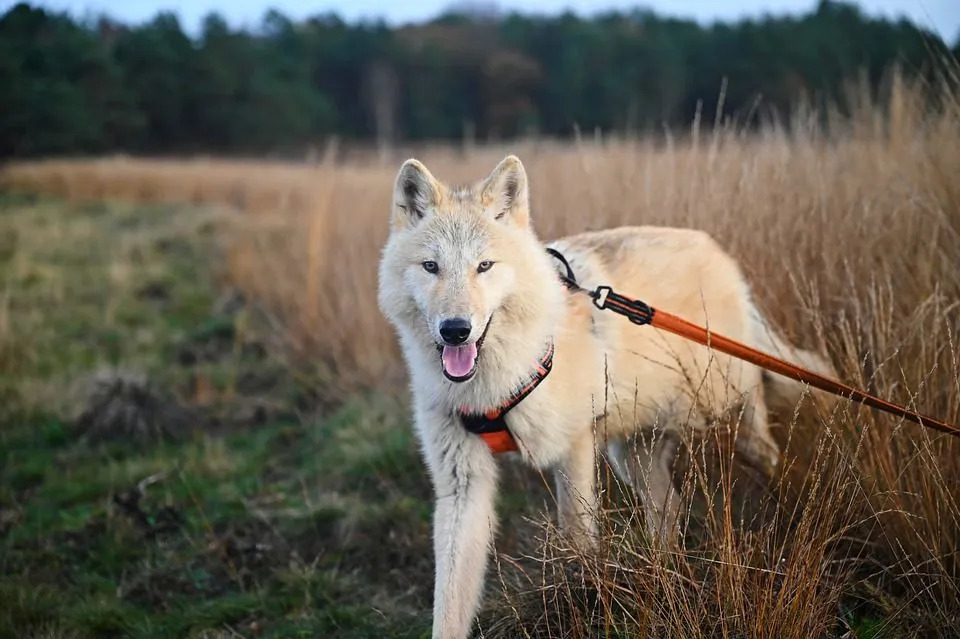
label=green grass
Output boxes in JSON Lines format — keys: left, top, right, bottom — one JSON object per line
{"left": 0, "top": 193, "right": 943, "bottom": 638}
{"left": 0, "top": 195, "right": 441, "bottom": 638}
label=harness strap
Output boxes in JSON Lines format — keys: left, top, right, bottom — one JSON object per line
{"left": 545, "top": 247, "right": 581, "bottom": 292}
{"left": 458, "top": 341, "right": 554, "bottom": 453}
{"left": 456, "top": 249, "right": 578, "bottom": 453}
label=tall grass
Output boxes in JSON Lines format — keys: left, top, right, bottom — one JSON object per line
{"left": 3, "top": 72, "right": 959, "bottom": 634}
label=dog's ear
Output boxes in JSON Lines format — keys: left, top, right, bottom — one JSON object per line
{"left": 392, "top": 159, "right": 442, "bottom": 230}
{"left": 480, "top": 155, "right": 529, "bottom": 227}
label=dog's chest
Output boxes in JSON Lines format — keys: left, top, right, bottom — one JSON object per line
{"left": 495, "top": 378, "right": 603, "bottom": 468}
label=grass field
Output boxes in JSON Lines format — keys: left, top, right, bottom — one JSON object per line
{"left": 2, "top": 76, "right": 960, "bottom": 637}
{"left": 0, "top": 195, "right": 444, "bottom": 636}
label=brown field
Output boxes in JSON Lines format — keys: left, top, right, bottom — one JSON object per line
{"left": 3, "top": 75, "right": 960, "bottom": 636}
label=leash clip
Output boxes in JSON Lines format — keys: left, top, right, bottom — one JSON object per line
{"left": 593, "top": 285, "right": 611, "bottom": 310}
{"left": 593, "top": 285, "right": 654, "bottom": 325}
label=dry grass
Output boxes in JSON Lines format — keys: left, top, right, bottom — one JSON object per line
{"left": 3, "top": 72, "right": 960, "bottom": 635}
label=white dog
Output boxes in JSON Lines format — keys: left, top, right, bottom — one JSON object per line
{"left": 377, "top": 155, "right": 834, "bottom": 638}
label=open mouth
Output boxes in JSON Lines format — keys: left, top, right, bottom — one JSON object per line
{"left": 437, "top": 318, "right": 491, "bottom": 383}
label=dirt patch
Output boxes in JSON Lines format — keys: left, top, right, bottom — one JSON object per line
{"left": 75, "top": 370, "right": 198, "bottom": 444}
{"left": 134, "top": 280, "right": 171, "bottom": 303}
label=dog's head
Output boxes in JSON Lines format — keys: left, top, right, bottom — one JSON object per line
{"left": 377, "top": 155, "right": 555, "bottom": 384}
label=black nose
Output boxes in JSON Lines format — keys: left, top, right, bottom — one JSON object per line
{"left": 439, "top": 318, "right": 471, "bottom": 345}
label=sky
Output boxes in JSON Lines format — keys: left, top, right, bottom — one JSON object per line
{"left": 5, "top": 0, "right": 959, "bottom": 44}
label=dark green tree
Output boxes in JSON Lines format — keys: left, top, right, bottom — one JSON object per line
{"left": 0, "top": 3, "right": 142, "bottom": 157}
{"left": 0, "top": 0, "right": 956, "bottom": 157}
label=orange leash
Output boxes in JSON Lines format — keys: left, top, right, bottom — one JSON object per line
{"left": 465, "top": 248, "right": 959, "bottom": 455}
{"left": 591, "top": 284, "right": 960, "bottom": 439}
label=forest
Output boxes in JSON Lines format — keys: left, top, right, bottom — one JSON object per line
{"left": 1, "top": 0, "right": 957, "bottom": 158}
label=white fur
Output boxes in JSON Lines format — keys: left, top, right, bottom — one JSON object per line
{"left": 377, "top": 155, "right": 835, "bottom": 638}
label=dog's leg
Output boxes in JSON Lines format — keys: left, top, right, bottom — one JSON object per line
{"left": 422, "top": 426, "right": 499, "bottom": 639}
{"left": 554, "top": 426, "right": 598, "bottom": 549}
{"left": 734, "top": 386, "right": 780, "bottom": 476}
{"left": 607, "top": 428, "right": 681, "bottom": 543}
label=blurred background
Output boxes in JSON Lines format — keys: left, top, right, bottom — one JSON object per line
{"left": 0, "top": 0, "right": 957, "bottom": 158}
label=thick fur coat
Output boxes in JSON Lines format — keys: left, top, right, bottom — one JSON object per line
{"left": 376, "top": 155, "right": 834, "bottom": 639}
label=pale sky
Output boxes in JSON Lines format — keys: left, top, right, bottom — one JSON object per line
{"left": 5, "top": 0, "right": 958, "bottom": 44}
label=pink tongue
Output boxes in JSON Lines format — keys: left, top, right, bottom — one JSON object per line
{"left": 442, "top": 343, "right": 478, "bottom": 378}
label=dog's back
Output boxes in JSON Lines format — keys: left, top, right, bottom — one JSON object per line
{"left": 549, "top": 226, "right": 766, "bottom": 435}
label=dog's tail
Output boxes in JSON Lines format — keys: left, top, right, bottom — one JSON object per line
{"left": 750, "top": 305, "right": 837, "bottom": 413}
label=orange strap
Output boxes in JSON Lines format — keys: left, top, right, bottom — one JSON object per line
{"left": 479, "top": 430, "right": 519, "bottom": 454}
{"left": 459, "top": 342, "right": 554, "bottom": 454}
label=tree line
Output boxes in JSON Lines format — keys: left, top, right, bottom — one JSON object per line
{"left": 0, "top": 0, "right": 957, "bottom": 158}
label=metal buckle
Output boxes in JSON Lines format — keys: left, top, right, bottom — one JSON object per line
{"left": 592, "top": 286, "right": 611, "bottom": 310}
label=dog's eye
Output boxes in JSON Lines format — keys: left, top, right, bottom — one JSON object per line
{"left": 422, "top": 260, "right": 439, "bottom": 274}
{"left": 477, "top": 260, "right": 494, "bottom": 273}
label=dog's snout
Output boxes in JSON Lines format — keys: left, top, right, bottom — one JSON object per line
{"left": 439, "top": 318, "right": 471, "bottom": 345}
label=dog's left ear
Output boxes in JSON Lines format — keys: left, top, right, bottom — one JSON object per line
{"left": 480, "top": 155, "right": 529, "bottom": 227}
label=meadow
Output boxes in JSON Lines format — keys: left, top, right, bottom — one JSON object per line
{"left": 2, "top": 75, "right": 959, "bottom": 637}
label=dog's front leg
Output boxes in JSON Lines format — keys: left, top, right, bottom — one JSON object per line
{"left": 554, "top": 425, "right": 598, "bottom": 549}
{"left": 425, "top": 430, "right": 499, "bottom": 639}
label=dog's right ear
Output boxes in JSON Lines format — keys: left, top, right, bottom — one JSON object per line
{"left": 392, "top": 159, "right": 442, "bottom": 231}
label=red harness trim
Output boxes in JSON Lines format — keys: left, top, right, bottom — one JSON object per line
{"left": 478, "top": 430, "right": 520, "bottom": 454}
{"left": 458, "top": 341, "right": 554, "bottom": 454}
